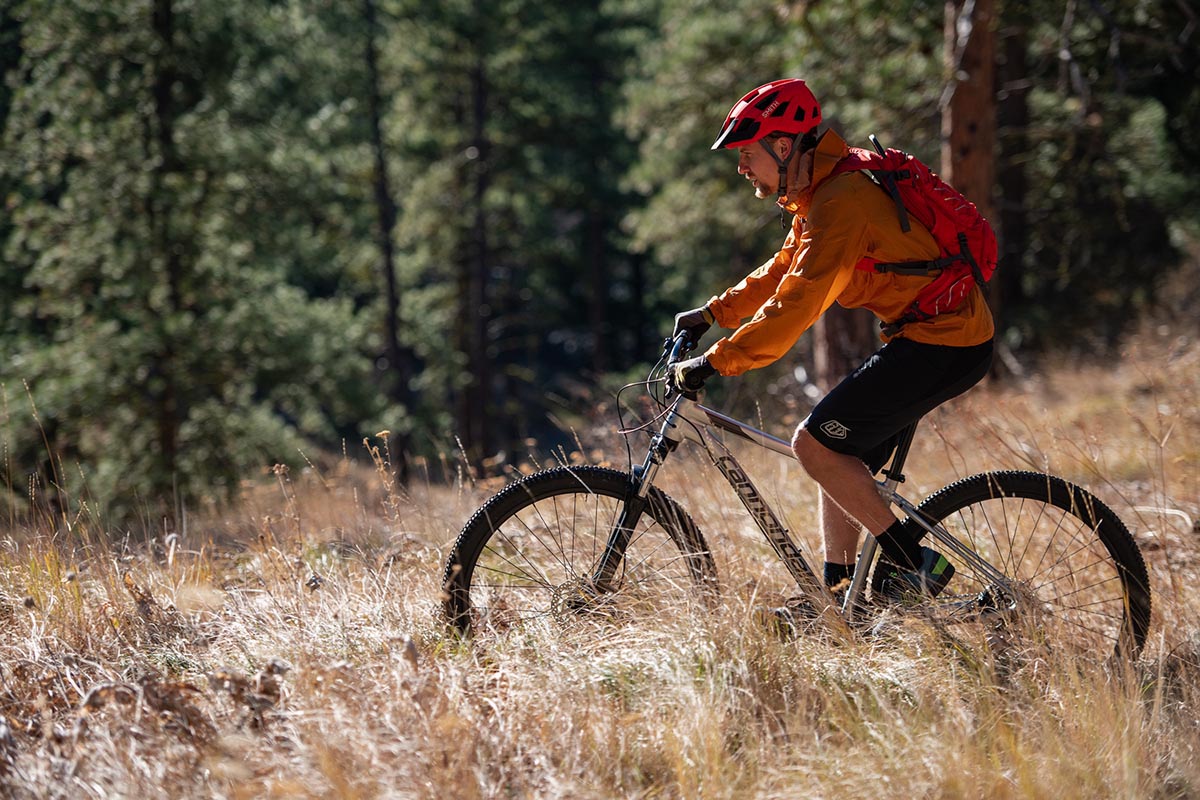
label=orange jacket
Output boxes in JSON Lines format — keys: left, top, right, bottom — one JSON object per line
{"left": 704, "top": 129, "right": 994, "bottom": 377}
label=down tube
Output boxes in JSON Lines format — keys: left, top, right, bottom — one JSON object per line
{"left": 709, "top": 444, "right": 824, "bottom": 594}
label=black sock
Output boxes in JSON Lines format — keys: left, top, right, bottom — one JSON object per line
{"left": 824, "top": 561, "right": 854, "bottom": 591}
{"left": 875, "top": 518, "right": 922, "bottom": 570}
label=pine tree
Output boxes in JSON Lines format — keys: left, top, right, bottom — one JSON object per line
{"left": 1, "top": 0, "right": 390, "bottom": 519}
{"left": 388, "top": 0, "right": 645, "bottom": 466}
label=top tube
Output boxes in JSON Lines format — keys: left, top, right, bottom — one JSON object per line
{"left": 671, "top": 398, "right": 794, "bottom": 457}
{"left": 690, "top": 403, "right": 795, "bottom": 457}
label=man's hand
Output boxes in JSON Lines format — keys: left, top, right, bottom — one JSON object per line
{"left": 667, "top": 355, "right": 717, "bottom": 395}
{"left": 672, "top": 305, "right": 715, "bottom": 344}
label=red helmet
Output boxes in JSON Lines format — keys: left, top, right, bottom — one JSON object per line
{"left": 711, "top": 79, "right": 822, "bottom": 150}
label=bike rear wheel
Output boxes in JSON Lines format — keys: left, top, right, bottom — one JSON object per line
{"left": 443, "top": 466, "right": 716, "bottom": 636}
{"left": 904, "top": 471, "right": 1151, "bottom": 658}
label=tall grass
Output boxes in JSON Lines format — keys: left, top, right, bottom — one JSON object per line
{"left": 1, "top": 326, "right": 1198, "bottom": 798}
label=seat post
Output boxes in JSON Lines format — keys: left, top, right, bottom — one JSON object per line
{"left": 881, "top": 421, "right": 918, "bottom": 485}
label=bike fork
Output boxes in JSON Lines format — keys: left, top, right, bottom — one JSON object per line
{"left": 589, "top": 495, "right": 646, "bottom": 591}
{"left": 590, "top": 428, "right": 676, "bottom": 591}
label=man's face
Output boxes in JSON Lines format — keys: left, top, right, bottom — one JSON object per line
{"left": 736, "top": 137, "right": 790, "bottom": 199}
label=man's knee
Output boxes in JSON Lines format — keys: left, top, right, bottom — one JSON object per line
{"left": 793, "top": 426, "right": 870, "bottom": 481}
{"left": 791, "top": 428, "right": 829, "bottom": 477}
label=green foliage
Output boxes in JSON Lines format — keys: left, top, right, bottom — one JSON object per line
{"left": 1, "top": 0, "right": 390, "bottom": 519}
{"left": 995, "top": 0, "right": 1191, "bottom": 349}
{"left": 1008, "top": 90, "right": 1176, "bottom": 348}
{"left": 0, "top": 0, "right": 1195, "bottom": 513}
{"left": 391, "top": 0, "right": 648, "bottom": 452}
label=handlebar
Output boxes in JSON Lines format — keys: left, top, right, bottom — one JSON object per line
{"left": 663, "top": 331, "right": 696, "bottom": 367}
{"left": 660, "top": 332, "right": 702, "bottom": 401}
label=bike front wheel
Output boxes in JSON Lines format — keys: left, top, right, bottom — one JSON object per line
{"left": 443, "top": 466, "right": 716, "bottom": 636}
{"left": 906, "top": 471, "right": 1151, "bottom": 658}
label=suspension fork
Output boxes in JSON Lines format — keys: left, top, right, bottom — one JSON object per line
{"left": 589, "top": 405, "right": 683, "bottom": 590}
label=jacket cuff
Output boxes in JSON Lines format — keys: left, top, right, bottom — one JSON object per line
{"left": 705, "top": 296, "right": 739, "bottom": 330}
{"left": 703, "top": 339, "right": 742, "bottom": 377}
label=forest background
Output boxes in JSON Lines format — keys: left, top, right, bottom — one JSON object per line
{"left": 1, "top": 0, "right": 1198, "bottom": 523}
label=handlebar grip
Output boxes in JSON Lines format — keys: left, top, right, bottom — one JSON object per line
{"left": 667, "top": 332, "right": 695, "bottom": 365}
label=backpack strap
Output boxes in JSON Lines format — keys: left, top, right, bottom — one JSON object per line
{"left": 870, "top": 252, "right": 966, "bottom": 276}
{"left": 873, "top": 169, "right": 911, "bottom": 233}
{"left": 866, "top": 135, "right": 911, "bottom": 233}
{"left": 871, "top": 235, "right": 983, "bottom": 281}
{"left": 957, "top": 231, "right": 986, "bottom": 285}
{"left": 879, "top": 310, "right": 923, "bottom": 337}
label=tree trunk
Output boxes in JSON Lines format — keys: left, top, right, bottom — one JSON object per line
{"left": 455, "top": 40, "right": 492, "bottom": 473}
{"left": 629, "top": 250, "right": 647, "bottom": 361}
{"left": 363, "top": 0, "right": 412, "bottom": 483}
{"left": 943, "top": 0, "right": 1000, "bottom": 376}
{"left": 812, "top": 306, "right": 875, "bottom": 391}
{"left": 942, "top": 0, "right": 997, "bottom": 223}
{"left": 995, "top": 3, "right": 1031, "bottom": 328}
{"left": 151, "top": 0, "right": 182, "bottom": 511}
{"left": 588, "top": 205, "right": 609, "bottom": 374}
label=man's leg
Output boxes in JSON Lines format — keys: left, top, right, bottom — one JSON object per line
{"left": 795, "top": 430, "right": 896, "bottom": 540}
{"left": 795, "top": 429, "right": 929, "bottom": 586}
{"left": 820, "top": 487, "right": 861, "bottom": 595}
{"left": 796, "top": 339, "right": 993, "bottom": 550}
{"left": 794, "top": 339, "right": 993, "bottom": 598}
{"left": 820, "top": 487, "right": 860, "bottom": 564}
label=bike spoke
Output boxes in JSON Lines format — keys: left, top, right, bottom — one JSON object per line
{"left": 528, "top": 495, "right": 575, "bottom": 574}
{"left": 1025, "top": 513, "right": 1093, "bottom": 587}
{"left": 906, "top": 471, "right": 1149, "bottom": 657}
{"left": 454, "top": 469, "right": 715, "bottom": 635}
{"left": 1025, "top": 538, "right": 1108, "bottom": 586}
{"left": 474, "top": 560, "right": 554, "bottom": 588}
{"left": 484, "top": 526, "right": 558, "bottom": 587}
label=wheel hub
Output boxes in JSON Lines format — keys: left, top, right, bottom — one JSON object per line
{"left": 977, "top": 580, "right": 1048, "bottom": 625}
{"left": 550, "top": 578, "right": 615, "bottom": 619}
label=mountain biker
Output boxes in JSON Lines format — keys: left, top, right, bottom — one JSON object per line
{"left": 669, "top": 78, "right": 995, "bottom": 606}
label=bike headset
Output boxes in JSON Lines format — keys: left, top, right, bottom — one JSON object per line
{"left": 711, "top": 79, "right": 823, "bottom": 218}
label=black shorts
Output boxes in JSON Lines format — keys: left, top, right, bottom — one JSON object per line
{"left": 803, "top": 338, "right": 994, "bottom": 473}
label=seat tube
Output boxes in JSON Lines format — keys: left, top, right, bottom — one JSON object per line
{"left": 844, "top": 535, "right": 879, "bottom": 613}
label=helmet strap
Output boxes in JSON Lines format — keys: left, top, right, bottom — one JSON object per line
{"left": 760, "top": 137, "right": 799, "bottom": 228}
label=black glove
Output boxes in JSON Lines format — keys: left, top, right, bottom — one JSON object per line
{"left": 673, "top": 305, "right": 714, "bottom": 344}
{"left": 667, "top": 355, "right": 717, "bottom": 395}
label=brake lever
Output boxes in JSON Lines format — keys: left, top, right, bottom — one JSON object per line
{"left": 662, "top": 332, "right": 700, "bottom": 401}
{"left": 664, "top": 332, "right": 696, "bottom": 367}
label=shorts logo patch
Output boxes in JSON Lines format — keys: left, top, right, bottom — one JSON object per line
{"left": 820, "top": 420, "right": 850, "bottom": 440}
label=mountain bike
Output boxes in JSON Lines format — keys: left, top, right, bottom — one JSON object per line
{"left": 442, "top": 334, "right": 1152, "bottom": 658}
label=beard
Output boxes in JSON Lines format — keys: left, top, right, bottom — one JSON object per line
{"left": 748, "top": 172, "right": 778, "bottom": 199}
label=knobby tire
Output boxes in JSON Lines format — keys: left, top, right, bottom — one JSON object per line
{"left": 443, "top": 466, "right": 715, "bottom": 636}
{"left": 910, "top": 470, "right": 1151, "bottom": 658}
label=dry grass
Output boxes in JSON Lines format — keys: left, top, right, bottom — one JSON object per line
{"left": 2, "top": 325, "right": 1199, "bottom": 799}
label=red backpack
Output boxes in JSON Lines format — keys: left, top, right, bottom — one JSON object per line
{"left": 829, "top": 136, "right": 998, "bottom": 335}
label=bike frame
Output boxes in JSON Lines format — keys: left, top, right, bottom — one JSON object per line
{"left": 605, "top": 366, "right": 1012, "bottom": 620}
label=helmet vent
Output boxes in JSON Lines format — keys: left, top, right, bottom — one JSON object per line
{"left": 753, "top": 90, "right": 780, "bottom": 111}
